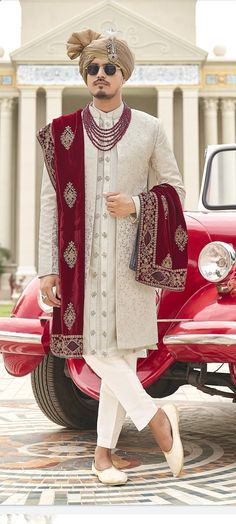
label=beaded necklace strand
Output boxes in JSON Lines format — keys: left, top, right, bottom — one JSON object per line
{"left": 82, "top": 103, "right": 131, "bottom": 151}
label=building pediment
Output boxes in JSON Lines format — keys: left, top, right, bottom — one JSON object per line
{"left": 10, "top": 0, "right": 207, "bottom": 65}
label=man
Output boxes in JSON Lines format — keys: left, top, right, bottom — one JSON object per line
{"left": 37, "top": 28, "right": 186, "bottom": 485}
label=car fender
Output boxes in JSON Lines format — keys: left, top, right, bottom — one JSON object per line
{"left": 163, "top": 283, "right": 236, "bottom": 363}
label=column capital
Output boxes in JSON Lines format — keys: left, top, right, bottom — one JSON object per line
{"left": 221, "top": 98, "right": 235, "bottom": 113}
{"left": 0, "top": 97, "right": 16, "bottom": 112}
{"left": 155, "top": 87, "right": 174, "bottom": 97}
{"left": 182, "top": 88, "right": 199, "bottom": 99}
{"left": 44, "top": 86, "right": 64, "bottom": 94}
{"left": 19, "top": 87, "right": 37, "bottom": 99}
{"left": 203, "top": 97, "right": 219, "bottom": 112}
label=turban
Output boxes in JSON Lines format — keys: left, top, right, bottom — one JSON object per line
{"left": 66, "top": 28, "right": 135, "bottom": 82}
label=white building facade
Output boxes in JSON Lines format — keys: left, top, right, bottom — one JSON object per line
{"left": 0, "top": 0, "right": 236, "bottom": 299}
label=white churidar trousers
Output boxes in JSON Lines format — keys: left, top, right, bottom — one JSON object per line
{"left": 84, "top": 353, "right": 158, "bottom": 449}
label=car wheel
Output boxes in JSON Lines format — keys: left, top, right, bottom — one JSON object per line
{"left": 31, "top": 352, "right": 98, "bottom": 429}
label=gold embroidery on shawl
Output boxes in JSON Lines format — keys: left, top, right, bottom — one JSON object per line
{"left": 36, "top": 123, "right": 56, "bottom": 189}
{"left": 136, "top": 192, "right": 187, "bottom": 290}
{"left": 63, "top": 241, "right": 77, "bottom": 269}
{"left": 161, "top": 253, "right": 172, "bottom": 269}
{"left": 60, "top": 125, "right": 75, "bottom": 150}
{"left": 52, "top": 207, "right": 59, "bottom": 274}
{"left": 161, "top": 194, "right": 168, "bottom": 219}
{"left": 64, "top": 182, "right": 77, "bottom": 208}
{"left": 63, "top": 302, "right": 76, "bottom": 330}
{"left": 175, "top": 225, "right": 188, "bottom": 252}
{"left": 50, "top": 334, "right": 83, "bottom": 358}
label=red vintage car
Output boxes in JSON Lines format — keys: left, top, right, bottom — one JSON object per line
{"left": 1, "top": 143, "right": 236, "bottom": 428}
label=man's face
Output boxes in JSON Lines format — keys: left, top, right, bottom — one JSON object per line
{"left": 86, "top": 57, "right": 125, "bottom": 100}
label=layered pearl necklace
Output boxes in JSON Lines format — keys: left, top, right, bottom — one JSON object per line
{"left": 82, "top": 103, "right": 131, "bottom": 151}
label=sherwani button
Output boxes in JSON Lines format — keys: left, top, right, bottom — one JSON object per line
{"left": 102, "top": 252, "right": 107, "bottom": 258}
{"left": 102, "top": 271, "right": 107, "bottom": 277}
{"left": 102, "top": 232, "right": 107, "bottom": 238}
{"left": 94, "top": 233, "right": 99, "bottom": 238}
{"left": 97, "top": 176, "right": 102, "bottom": 181}
{"left": 102, "top": 291, "right": 107, "bottom": 297}
{"left": 91, "top": 310, "right": 96, "bottom": 316}
{"left": 98, "top": 157, "right": 103, "bottom": 163}
{"left": 90, "top": 330, "right": 96, "bottom": 335}
{"left": 105, "top": 176, "right": 110, "bottom": 181}
{"left": 105, "top": 156, "right": 110, "bottom": 162}
{"left": 102, "top": 311, "right": 107, "bottom": 317}
{"left": 96, "top": 195, "right": 101, "bottom": 200}
{"left": 92, "top": 271, "right": 97, "bottom": 278}
{"left": 102, "top": 351, "right": 107, "bottom": 356}
{"left": 91, "top": 292, "right": 97, "bottom": 297}
{"left": 102, "top": 332, "right": 107, "bottom": 337}
{"left": 94, "top": 252, "right": 99, "bottom": 257}
{"left": 103, "top": 212, "right": 108, "bottom": 218}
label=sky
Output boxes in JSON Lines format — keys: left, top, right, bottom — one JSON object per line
{"left": 0, "top": 0, "right": 236, "bottom": 60}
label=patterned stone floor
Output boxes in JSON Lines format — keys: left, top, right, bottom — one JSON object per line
{"left": 0, "top": 357, "right": 236, "bottom": 507}
{"left": 1, "top": 399, "right": 236, "bottom": 506}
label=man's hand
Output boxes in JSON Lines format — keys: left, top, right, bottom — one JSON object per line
{"left": 103, "top": 192, "right": 136, "bottom": 217}
{"left": 40, "top": 274, "right": 61, "bottom": 308}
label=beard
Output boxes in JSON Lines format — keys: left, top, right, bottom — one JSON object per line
{"left": 93, "top": 90, "right": 114, "bottom": 99}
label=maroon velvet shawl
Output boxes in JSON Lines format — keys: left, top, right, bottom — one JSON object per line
{"left": 37, "top": 110, "right": 85, "bottom": 358}
{"left": 130, "top": 184, "right": 188, "bottom": 291}
{"left": 37, "top": 112, "right": 187, "bottom": 359}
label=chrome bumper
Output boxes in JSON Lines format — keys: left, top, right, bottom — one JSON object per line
{"left": 0, "top": 331, "right": 41, "bottom": 344}
{"left": 164, "top": 333, "right": 236, "bottom": 345}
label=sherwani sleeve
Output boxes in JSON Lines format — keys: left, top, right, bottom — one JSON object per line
{"left": 129, "top": 195, "right": 141, "bottom": 223}
{"left": 149, "top": 119, "right": 186, "bottom": 207}
{"left": 38, "top": 163, "right": 59, "bottom": 278}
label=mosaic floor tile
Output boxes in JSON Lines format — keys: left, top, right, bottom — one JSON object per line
{"left": 0, "top": 397, "right": 236, "bottom": 505}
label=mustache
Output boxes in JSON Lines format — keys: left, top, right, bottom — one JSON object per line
{"left": 94, "top": 79, "right": 110, "bottom": 86}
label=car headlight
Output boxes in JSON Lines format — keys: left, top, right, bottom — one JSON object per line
{"left": 198, "top": 241, "right": 236, "bottom": 283}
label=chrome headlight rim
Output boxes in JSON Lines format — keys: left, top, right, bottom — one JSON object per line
{"left": 198, "top": 241, "right": 236, "bottom": 283}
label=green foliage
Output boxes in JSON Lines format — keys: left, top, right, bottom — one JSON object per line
{"left": 0, "top": 303, "right": 13, "bottom": 317}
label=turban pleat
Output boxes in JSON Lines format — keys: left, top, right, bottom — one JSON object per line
{"left": 66, "top": 28, "right": 135, "bottom": 82}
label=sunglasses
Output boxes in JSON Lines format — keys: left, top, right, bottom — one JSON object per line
{"left": 86, "top": 63, "right": 122, "bottom": 76}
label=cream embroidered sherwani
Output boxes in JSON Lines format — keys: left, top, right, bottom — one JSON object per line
{"left": 38, "top": 102, "right": 185, "bottom": 358}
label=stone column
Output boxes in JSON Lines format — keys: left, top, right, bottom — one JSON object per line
{"left": 156, "top": 88, "right": 174, "bottom": 148}
{"left": 16, "top": 88, "right": 37, "bottom": 288}
{"left": 183, "top": 89, "right": 199, "bottom": 210}
{"left": 45, "top": 88, "right": 63, "bottom": 122}
{"left": 0, "top": 98, "right": 15, "bottom": 251}
{"left": 221, "top": 98, "right": 236, "bottom": 144}
{"left": 203, "top": 98, "right": 219, "bottom": 205}
{"left": 221, "top": 98, "right": 236, "bottom": 203}
{"left": 203, "top": 97, "right": 218, "bottom": 146}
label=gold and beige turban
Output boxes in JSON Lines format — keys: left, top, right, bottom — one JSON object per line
{"left": 66, "top": 28, "right": 135, "bottom": 82}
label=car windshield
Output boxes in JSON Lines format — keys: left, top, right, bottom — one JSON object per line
{"left": 203, "top": 148, "right": 236, "bottom": 209}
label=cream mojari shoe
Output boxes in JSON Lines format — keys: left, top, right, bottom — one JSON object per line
{"left": 161, "top": 403, "right": 184, "bottom": 477}
{"left": 91, "top": 462, "right": 128, "bottom": 485}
